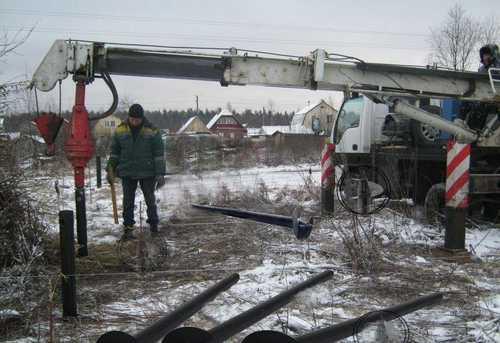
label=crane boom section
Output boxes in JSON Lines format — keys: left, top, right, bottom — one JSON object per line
{"left": 32, "top": 40, "right": 497, "bottom": 103}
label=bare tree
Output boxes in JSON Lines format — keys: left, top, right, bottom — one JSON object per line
{"left": 116, "top": 94, "right": 136, "bottom": 115}
{"left": 0, "top": 28, "right": 33, "bottom": 62}
{"left": 480, "top": 15, "right": 500, "bottom": 45}
{"left": 1, "top": 28, "right": 34, "bottom": 123}
{"left": 429, "top": 4, "right": 482, "bottom": 71}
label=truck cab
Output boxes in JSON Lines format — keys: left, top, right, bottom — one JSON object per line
{"left": 332, "top": 95, "right": 389, "bottom": 155}
{"left": 332, "top": 96, "right": 448, "bottom": 157}
{"left": 331, "top": 95, "right": 449, "bottom": 209}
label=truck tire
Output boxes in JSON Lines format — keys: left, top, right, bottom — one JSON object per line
{"left": 483, "top": 203, "right": 498, "bottom": 221}
{"left": 424, "top": 183, "right": 446, "bottom": 226}
{"left": 482, "top": 197, "right": 500, "bottom": 221}
{"left": 410, "top": 105, "right": 442, "bottom": 146}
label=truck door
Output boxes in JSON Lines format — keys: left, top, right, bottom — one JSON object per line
{"left": 332, "top": 97, "right": 367, "bottom": 153}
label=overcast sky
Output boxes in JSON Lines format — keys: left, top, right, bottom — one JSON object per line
{"left": 1, "top": 0, "right": 498, "bottom": 113}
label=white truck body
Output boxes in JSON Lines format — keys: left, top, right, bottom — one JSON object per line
{"left": 332, "top": 96, "right": 390, "bottom": 154}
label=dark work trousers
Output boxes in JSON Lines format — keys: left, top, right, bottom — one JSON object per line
{"left": 122, "top": 177, "right": 158, "bottom": 227}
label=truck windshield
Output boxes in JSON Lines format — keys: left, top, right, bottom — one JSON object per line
{"left": 334, "top": 97, "right": 363, "bottom": 144}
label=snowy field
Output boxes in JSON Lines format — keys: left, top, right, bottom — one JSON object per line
{"left": 21, "top": 163, "right": 320, "bottom": 243}
{"left": 4, "top": 162, "right": 500, "bottom": 342}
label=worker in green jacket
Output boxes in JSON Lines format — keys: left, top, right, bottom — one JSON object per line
{"left": 106, "top": 104, "right": 166, "bottom": 239}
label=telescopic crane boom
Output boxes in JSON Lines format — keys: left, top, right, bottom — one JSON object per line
{"left": 32, "top": 39, "right": 499, "bottom": 144}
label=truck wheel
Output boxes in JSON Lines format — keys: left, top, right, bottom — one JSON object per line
{"left": 410, "top": 105, "right": 442, "bottom": 146}
{"left": 424, "top": 183, "right": 446, "bottom": 226}
{"left": 482, "top": 203, "right": 498, "bottom": 221}
{"left": 482, "top": 197, "right": 500, "bottom": 221}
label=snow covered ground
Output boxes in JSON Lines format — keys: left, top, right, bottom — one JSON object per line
{"left": 6, "top": 162, "right": 500, "bottom": 342}
{"left": 22, "top": 163, "right": 320, "bottom": 243}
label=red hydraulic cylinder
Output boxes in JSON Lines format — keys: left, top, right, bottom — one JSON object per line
{"left": 64, "top": 81, "right": 95, "bottom": 257}
{"left": 65, "top": 81, "right": 95, "bottom": 187}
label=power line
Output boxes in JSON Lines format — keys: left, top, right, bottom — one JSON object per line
{"left": 48, "top": 97, "right": 309, "bottom": 108}
{"left": 4, "top": 26, "right": 430, "bottom": 51}
{"left": 1, "top": 8, "right": 430, "bottom": 38}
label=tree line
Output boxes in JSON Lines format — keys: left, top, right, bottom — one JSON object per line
{"left": 129, "top": 107, "right": 294, "bottom": 131}
{"left": 3, "top": 107, "right": 294, "bottom": 133}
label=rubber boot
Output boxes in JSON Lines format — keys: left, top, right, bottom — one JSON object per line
{"left": 121, "top": 225, "right": 136, "bottom": 241}
{"left": 150, "top": 223, "right": 159, "bottom": 236}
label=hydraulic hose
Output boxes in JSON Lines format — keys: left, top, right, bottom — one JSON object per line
{"left": 89, "top": 71, "right": 118, "bottom": 121}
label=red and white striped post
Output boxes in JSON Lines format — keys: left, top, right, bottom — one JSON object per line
{"left": 321, "top": 140, "right": 335, "bottom": 216}
{"left": 444, "top": 139, "right": 470, "bottom": 250}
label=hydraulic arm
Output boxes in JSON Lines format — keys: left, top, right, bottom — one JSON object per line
{"left": 33, "top": 40, "right": 496, "bottom": 101}
{"left": 32, "top": 40, "right": 499, "bottom": 144}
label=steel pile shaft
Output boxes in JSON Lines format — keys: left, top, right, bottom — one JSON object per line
{"left": 209, "top": 270, "right": 333, "bottom": 343}
{"left": 97, "top": 273, "right": 240, "bottom": 343}
{"left": 296, "top": 292, "right": 444, "bottom": 343}
{"left": 192, "top": 204, "right": 312, "bottom": 239}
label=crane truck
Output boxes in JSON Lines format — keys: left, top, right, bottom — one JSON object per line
{"left": 30, "top": 40, "right": 500, "bottom": 252}
{"left": 332, "top": 94, "right": 500, "bottom": 223}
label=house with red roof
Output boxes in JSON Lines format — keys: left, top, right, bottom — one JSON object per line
{"left": 207, "top": 109, "right": 247, "bottom": 139}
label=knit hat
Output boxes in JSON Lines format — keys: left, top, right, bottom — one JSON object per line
{"left": 479, "top": 44, "right": 499, "bottom": 63}
{"left": 128, "top": 104, "right": 144, "bottom": 118}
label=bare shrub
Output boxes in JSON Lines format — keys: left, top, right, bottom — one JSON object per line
{"left": 0, "top": 176, "right": 49, "bottom": 268}
{"left": 299, "top": 172, "right": 320, "bottom": 202}
{"left": 215, "top": 183, "right": 232, "bottom": 205}
{"left": 256, "top": 180, "right": 270, "bottom": 202}
{"left": 0, "top": 173, "right": 50, "bottom": 337}
{"left": 330, "top": 213, "right": 384, "bottom": 273}
{"left": 237, "top": 179, "right": 272, "bottom": 208}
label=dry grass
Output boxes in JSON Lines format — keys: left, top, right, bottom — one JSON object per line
{"left": 4, "top": 174, "right": 499, "bottom": 342}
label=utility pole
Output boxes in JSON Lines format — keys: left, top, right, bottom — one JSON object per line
{"left": 195, "top": 95, "right": 199, "bottom": 115}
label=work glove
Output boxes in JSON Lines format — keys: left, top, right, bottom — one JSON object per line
{"left": 155, "top": 175, "right": 166, "bottom": 190}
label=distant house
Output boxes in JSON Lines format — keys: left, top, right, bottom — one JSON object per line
{"left": 247, "top": 125, "right": 290, "bottom": 137}
{"left": 94, "top": 115, "right": 122, "bottom": 138}
{"left": 207, "top": 109, "right": 247, "bottom": 139}
{"left": 291, "top": 100, "right": 337, "bottom": 135}
{"left": 177, "top": 116, "right": 210, "bottom": 135}
{"left": 261, "top": 125, "right": 290, "bottom": 135}
{"left": 246, "top": 128, "right": 263, "bottom": 137}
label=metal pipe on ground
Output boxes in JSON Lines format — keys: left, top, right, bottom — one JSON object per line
{"left": 242, "top": 292, "right": 444, "bottom": 343}
{"left": 162, "top": 270, "right": 334, "bottom": 343}
{"left": 191, "top": 204, "right": 313, "bottom": 239}
{"left": 97, "top": 273, "right": 240, "bottom": 343}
